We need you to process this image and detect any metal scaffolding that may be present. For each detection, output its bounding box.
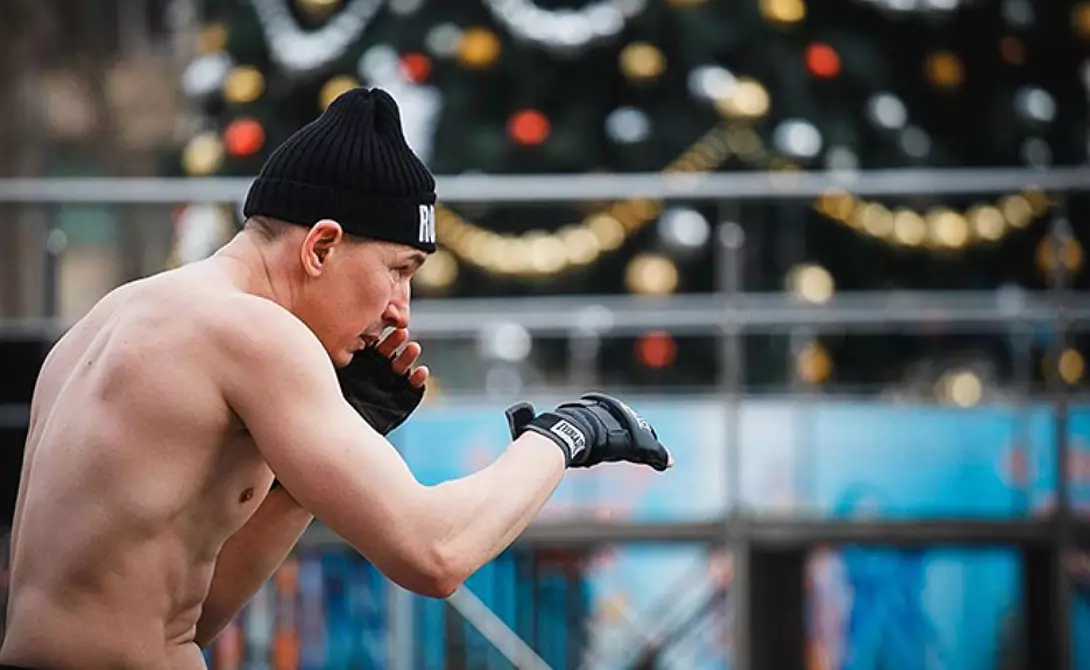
[0,167,1087,668]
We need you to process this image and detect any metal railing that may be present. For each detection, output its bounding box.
[0,165,1088,202]
[0,167,1086,669]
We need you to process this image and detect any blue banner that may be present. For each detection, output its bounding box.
[391,398,1090,670]
[205,398,1090,669]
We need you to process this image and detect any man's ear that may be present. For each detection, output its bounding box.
[301,219,345,276]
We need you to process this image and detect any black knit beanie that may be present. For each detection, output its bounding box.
[243,87,437,253]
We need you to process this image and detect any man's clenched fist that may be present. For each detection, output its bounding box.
[338,328,428,435]
[504,393,674,472]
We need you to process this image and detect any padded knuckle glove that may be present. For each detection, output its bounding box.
[505,393,673,472]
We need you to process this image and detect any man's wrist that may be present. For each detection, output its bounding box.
[513,430,571,468]
[524,410,598,467]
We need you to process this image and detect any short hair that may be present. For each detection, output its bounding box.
[244,215,372,246]
[244,215,293,242]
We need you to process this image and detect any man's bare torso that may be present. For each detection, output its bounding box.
[1,262,276,669]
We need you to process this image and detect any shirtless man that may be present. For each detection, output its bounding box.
[0,87,672,669]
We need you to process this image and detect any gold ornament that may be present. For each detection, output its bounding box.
[1073,3,1090,40]
[796,342,832,385]
[319,75,360,110]
[1036,235,1085,276]
[926,51,964,90]
[760,0,806,25]
[196,23,228,55]
[785,264,834,304]
[296,0,342,23]
[626,253,679,295]
[936,370,983,407]
[223,66,265,105]
[458,28,501,70]
[715,78,770,119]
[182,132,225,176]
[620,43,666,83]
[1058,349,1085,385]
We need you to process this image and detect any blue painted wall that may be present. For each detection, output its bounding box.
[207,398,1090,669]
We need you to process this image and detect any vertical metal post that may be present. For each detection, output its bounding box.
[567,330,601,392]
[782,205,813,515]
[41,223,65,319]
[716,201,746,668]
[717,207,745,516]
[1011,317,1034,514]
[1046,201,1073,670]
[787,327,816,514]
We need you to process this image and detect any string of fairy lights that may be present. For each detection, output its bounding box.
[177,0,1087,300]
[169,0,1090,418]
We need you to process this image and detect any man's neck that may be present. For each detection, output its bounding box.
[211,232,295,311]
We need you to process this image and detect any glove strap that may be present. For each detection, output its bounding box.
[523,411,590,466]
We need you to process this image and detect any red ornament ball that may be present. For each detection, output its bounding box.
[224,117,265,157]
[805,42,841,79]
[507,109,550,146]
[400,52,432,83]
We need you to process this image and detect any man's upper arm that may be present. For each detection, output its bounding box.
[214,298,433,583]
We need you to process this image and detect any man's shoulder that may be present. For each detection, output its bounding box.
[209,294,337,417]
[113,274,307,352]
[205,293,320,357]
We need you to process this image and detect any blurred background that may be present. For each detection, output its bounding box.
[1,0,1090,668]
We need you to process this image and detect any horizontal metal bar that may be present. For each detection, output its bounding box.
[406,291,1090,336]
[516,519,724,546]
[2,291,1088,338]
[742,517,1071,548]
[296,520,722,550]
[515,518,1076,548]
[0,166,1086,205]
[299,517,1090,550]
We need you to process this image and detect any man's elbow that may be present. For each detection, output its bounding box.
[408,573,461,599]
[394,542,468,599]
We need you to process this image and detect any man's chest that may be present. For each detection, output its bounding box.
[193,430,276,543]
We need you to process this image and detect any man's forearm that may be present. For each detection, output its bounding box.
[421,432,567,585]
[194,486,315,647]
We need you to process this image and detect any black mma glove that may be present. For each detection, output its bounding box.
[337,344,424,435]
[504,393,673,472]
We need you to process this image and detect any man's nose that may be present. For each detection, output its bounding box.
[383,284,411,329]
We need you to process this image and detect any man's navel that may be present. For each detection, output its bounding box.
[239,487,254,504]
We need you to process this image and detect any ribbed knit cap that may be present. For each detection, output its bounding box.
[243,87,437,253]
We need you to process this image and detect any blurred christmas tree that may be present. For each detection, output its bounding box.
[170,0,1090,391]
[173,0,1087,290]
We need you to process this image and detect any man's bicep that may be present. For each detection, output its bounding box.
[220,309,425,561]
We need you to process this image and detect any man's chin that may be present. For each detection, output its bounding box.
[332,350,355,369]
